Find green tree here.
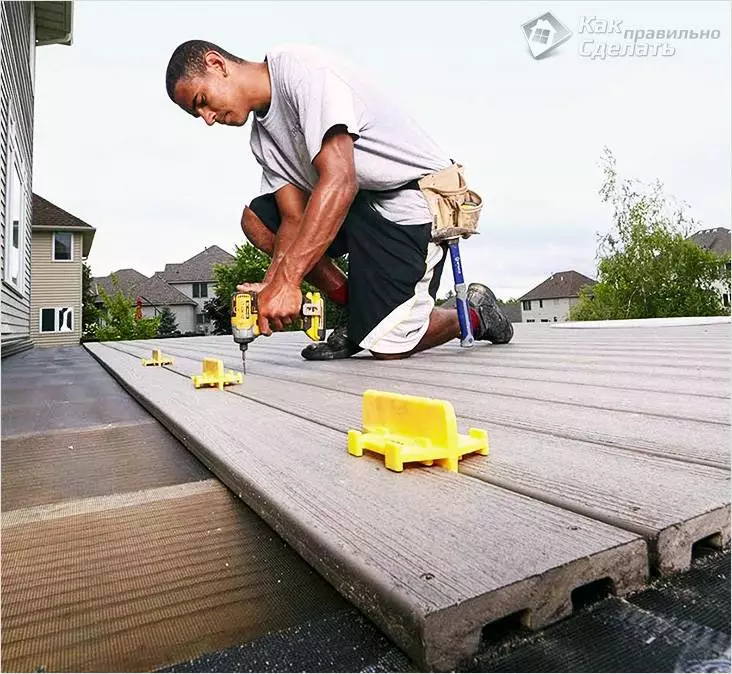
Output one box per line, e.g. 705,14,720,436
81,262,99,341
205,243,349,335
157,306,179,337
203,295,231,335
570,149,730,321
95,275,160,341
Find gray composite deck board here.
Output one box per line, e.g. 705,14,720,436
154,337,729,397
122,338,730,469
139,340,728,424
262,351,729,393
109,339,730,576
85,342,648,671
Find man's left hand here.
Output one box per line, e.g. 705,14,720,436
236,279,302,335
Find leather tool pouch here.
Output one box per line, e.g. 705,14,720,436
417,163,483,241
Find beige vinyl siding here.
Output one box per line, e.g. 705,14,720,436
175,305,197,334
170,281,212,333
31,231,82,347
521,297,575,323
1,1,34,353
140,304,196,334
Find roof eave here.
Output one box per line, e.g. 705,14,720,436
520,294,579,302
32,224,94,233
81,229,96,258
34,2,74,47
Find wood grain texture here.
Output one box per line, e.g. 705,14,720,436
110,338,730,577
1,421,211,510
1,480,348,673
85,342,648,671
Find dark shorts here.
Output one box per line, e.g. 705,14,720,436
248,191,447,351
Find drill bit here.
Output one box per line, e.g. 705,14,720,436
240,343,248,374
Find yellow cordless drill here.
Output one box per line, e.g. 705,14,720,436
231,290,326,372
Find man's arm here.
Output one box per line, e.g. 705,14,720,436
272,125,358,288
263,184,308,283
238,126,357,333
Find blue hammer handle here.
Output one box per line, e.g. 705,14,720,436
447,239,475,347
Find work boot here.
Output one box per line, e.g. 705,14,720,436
301,325,362,360
467,283,514,344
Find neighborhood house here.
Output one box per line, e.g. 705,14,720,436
518,270,597,323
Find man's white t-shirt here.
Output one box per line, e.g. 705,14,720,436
249,44,451,225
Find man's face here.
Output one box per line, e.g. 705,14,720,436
173,54,251,127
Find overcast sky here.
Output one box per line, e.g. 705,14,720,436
32,1,730,300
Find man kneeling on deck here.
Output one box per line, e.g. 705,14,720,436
165,42,513,360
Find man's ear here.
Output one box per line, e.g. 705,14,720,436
203,50,228,76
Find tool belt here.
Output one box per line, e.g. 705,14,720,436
416,163,483,242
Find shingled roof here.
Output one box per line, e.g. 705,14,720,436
32,194,96,257
688,227,731,257
519,270,597,302
157,245,235,283
93,269,196,307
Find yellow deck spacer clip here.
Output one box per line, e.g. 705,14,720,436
191,357,243,390
141,348,174,366
347,390,488,473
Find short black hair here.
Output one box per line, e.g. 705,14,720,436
165,40,244,102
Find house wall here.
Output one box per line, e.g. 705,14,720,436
1,2,35,356
521,297,577,323
141,304,196,334
169,281,213,333
30,231,82,347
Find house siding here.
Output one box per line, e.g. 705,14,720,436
169,281,213,333
1,1,35,356
521,297,577,323
140,304,196,334
30,231,82,347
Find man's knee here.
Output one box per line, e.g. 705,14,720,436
241,206,274,253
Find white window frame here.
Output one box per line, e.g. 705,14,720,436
52,231,74,262
39,307,74,333
3,117,28,294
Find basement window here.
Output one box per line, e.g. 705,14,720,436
40,307,74,333
53,232,73,261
